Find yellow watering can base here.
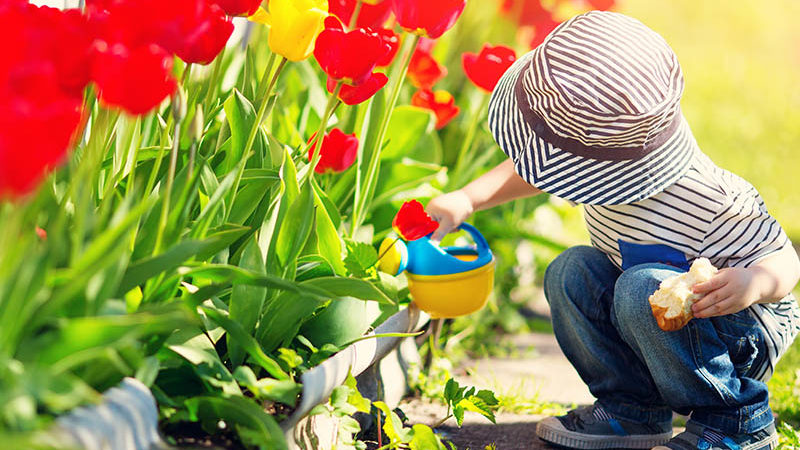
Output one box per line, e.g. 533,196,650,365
407,258,495,319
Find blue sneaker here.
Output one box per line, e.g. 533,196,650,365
653,421,778,450
536,404,673,449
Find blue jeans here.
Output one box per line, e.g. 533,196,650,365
543,246,773,435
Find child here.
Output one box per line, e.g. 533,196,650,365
426,10,800,450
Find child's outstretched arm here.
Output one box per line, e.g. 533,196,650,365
691,244,800,318
426,159,541,240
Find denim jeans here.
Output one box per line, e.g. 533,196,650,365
543,245,773,435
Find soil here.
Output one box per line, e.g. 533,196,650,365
162,421,243,450
397,331,591,450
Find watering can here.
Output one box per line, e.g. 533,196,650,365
379,223,495,319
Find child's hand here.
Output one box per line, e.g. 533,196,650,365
691,267,762,318
426,190,474,242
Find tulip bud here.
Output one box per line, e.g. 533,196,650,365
172,87,187,122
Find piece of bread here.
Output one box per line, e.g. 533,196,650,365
648,258,718,331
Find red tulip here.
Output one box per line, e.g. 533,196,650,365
499,0,547,27
92,43,177,115
314,19,392,85
173,3,234,65
391,0,465,39
587,0,616,11
35,227,47,241
330,0,392,29
25,7,94,97
0,3,88,198
411,89,460,129
307,128,359,174
462,44,517,92
88,0,233,66
372,28,400,67
0,92,83,199
327,72,389,105
213,0,262,16
407,47,446,90
528,13,560,48
392,200,439,241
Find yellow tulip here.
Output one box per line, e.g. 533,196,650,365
249,0,329,62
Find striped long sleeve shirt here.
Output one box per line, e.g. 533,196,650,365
584,150,798,380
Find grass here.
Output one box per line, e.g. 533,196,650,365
619,0,800,240
769,338,800,447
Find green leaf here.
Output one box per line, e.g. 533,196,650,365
301,277,393,305
453,403,465,427
444,378,461,404
233,366,301,406
166,327,241,395
221,89,266,174
51,197,152,287
343,240,378,279
344,372,371,414
228,238,267,367
296,255,336,282
255,291,323,354
200,305,289,380
457,395,497,425
278,349,302,370
374,401,413,444
381,106,436,160
228,176,277,226
23,304,193,372
174,265,325,301
311,181,345,275
185,396,287,450
191,169,239,239
135,356,161,388
330,385,359,417
409,424,446,450
373,159,445,207
275,180,315,267
118,227,249,295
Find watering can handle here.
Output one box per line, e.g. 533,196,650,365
457,223,491,258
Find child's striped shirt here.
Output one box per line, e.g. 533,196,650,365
584,151,799,380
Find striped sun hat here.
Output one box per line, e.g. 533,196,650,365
488,11,699,205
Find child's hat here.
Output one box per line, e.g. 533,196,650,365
488,11,699,205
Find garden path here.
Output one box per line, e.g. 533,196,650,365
400,331,593,449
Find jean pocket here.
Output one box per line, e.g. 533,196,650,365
712,311,764,378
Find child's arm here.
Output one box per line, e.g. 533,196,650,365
426,159,541,240
691,244,800,318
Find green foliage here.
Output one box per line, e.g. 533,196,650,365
5,0,795,448
778,422,800,449
344,240,380,279
441,379,500,427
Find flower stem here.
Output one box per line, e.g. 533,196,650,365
351,33,420,237
153,91,185,255
449,92,490,190
305,82,343,182
226,54,286,220
203,47,226,107
371,236,401,270
349,0,363,29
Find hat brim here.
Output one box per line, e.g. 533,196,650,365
488,52,699,205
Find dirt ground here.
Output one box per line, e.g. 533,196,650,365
399,332,594,450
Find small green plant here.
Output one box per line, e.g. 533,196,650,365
373,401,452,450
778,422,800,449
434,378,500,428
307,373,371,450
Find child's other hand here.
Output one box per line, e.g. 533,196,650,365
426,190,474,242
691,267,761,318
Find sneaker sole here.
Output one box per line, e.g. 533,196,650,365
536,418,673,449
651,433,779,450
